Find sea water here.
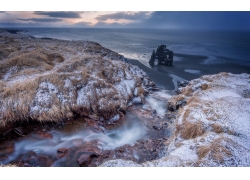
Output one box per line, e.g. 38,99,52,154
22,28,250,67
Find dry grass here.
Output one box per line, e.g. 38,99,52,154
168,94,185,108
180,121,205,139
187,96,201,105
212,123,224,133
0,36,149,129
197,137,232,164
201,84,208,90
183,86,193,96
137,86,145,97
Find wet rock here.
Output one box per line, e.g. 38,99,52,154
176,100,187,109
57,148,69,158
38,155,53,167
77,154,91,167
0,143,15,154
175,88,183,94
36,131,53,139
168,100,187,112
77,146,101,157
13,127,24,136
152,110,157,116
152,124,161,130
179,80,189,87
19,151,38,166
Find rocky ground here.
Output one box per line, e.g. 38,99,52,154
101,73,250,167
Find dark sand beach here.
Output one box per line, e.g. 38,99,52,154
128,53,250,90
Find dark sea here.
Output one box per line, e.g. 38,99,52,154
23,28,250,68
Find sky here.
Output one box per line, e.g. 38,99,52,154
0,11,250,30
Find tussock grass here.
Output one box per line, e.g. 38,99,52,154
197,137,232,164
212,123,224,133
201,84,208,90
180,121,205,139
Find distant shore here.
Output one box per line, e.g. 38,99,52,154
128,53,250,90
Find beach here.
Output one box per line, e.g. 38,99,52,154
129,53,250,90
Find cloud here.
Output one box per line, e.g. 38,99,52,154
139,11,250,30
34,11,81,18
71,21,93,27
95,12,151,22
94,21,127,28
18,18,63,22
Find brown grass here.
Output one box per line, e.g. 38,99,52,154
137,86,145,97
187,96,200,105
183,86,193,96
0,36,147,129
197,137,232,164
212,123,224,133
201,84,208,90
180,121,205,139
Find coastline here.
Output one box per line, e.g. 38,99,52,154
1,29,250,167
129,53,250,91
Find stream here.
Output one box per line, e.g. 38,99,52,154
0,90,173,167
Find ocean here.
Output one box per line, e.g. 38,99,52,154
23,28,250,68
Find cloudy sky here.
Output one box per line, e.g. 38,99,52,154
0,11,249,30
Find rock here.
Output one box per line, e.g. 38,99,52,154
36,131,53,139
168,100,187,111
0,143,15,154
77,154,91,167
168,103,176,112
176,100,187,109
57,148,69,158
19,151,38,166
13,127,24,136
38,155,53,167
178,80,189,87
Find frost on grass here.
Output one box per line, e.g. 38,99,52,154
0,35,154,128
101,73,250,167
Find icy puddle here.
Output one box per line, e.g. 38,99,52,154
0,91,172,167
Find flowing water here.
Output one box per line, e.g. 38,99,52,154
0,91,172,166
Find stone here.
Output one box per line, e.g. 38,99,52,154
36,131,53,139
77,154,91,167
176,100,187,109
179,80,189,87
38,155,53,167
57,148,69,158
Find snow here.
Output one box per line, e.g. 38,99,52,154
115,79,135,97
99,159,142,167
0,36,155,124
108,114,120,124
132,97,142,104
101,73,250,167
184,69,201,74
76,85,92,106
